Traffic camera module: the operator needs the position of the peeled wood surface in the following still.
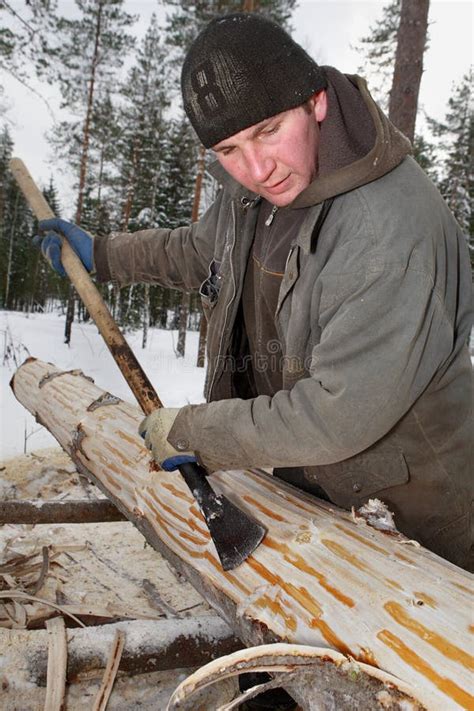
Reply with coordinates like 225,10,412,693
11,358,474,710
44,616,67,711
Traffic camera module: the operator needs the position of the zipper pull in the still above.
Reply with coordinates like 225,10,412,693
265,205,278,226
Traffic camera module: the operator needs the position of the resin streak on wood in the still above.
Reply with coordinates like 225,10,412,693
11,359,473,710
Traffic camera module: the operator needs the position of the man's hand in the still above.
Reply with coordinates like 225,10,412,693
139,408,197,471
33,218,94,277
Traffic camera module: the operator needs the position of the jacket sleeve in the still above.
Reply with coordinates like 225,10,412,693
168,257,456,472
94,192,224,290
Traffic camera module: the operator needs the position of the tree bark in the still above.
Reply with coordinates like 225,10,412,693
4,188,20,308
176,292,190,357
0,499,125,525
1,616,240,686
65,0,104,347
10,358,473,711
389,0,430,142
196,308,208,368
63,285,75,346
142,283,150,349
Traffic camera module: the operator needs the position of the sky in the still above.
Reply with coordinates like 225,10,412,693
1,0,472,216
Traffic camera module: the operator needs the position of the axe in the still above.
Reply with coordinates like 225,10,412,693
10,157,266,571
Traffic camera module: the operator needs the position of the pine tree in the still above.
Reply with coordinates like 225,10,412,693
53,0,136,222
355,1,400,111
0,0,58,99
0,124,16,307
356,0,431,140
116,13,171,231
0,125,36,311
429,72,473,262
164,0,296,64
412,134,438,183
49,0,136,342
109,13,173,332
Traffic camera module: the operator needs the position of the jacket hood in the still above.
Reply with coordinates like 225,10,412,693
209,67,412,207
292,67,412,207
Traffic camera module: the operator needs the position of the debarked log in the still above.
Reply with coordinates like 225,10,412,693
10,358,474,710
0,615,240,686
0,498,126,524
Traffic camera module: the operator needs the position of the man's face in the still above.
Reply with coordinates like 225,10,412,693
213,91,327,207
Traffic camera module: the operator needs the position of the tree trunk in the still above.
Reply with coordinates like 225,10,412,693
176,292,190,357
4,187,20,308
64,285,75,345
10,358,472,711
188,145,207,364
66,0,104,346
142,283,150,349
121,138,140,231
389,0,430,142
0,617,239,686
63,286,75,345
196,308,208,368
76,0,103,224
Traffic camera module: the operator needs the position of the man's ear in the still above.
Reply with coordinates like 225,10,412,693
312,90,328,123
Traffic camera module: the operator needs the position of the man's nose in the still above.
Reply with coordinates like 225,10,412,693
244,145,275,184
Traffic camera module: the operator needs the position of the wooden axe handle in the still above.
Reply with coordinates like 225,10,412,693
10,157,163,414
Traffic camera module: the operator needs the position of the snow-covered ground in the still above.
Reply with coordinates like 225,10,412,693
0,310,206,460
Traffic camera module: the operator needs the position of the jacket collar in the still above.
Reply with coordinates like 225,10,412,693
208,159,323,254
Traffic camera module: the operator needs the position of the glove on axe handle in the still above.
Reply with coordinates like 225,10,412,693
9,157,162,415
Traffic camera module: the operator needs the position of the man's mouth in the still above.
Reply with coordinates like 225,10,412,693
263,175,291,194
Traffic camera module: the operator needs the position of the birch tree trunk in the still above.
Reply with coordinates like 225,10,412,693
10,358,473,711
389,0,430,142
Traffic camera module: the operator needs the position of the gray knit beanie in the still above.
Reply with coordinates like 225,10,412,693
181,13,327,148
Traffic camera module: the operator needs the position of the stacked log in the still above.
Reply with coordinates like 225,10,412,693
10,358,473,710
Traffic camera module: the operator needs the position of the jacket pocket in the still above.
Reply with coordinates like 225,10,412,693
305,442,410,508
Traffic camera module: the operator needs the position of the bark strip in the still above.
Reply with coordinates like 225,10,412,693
44,616,67,711
0,499,126,524
92,630,125,711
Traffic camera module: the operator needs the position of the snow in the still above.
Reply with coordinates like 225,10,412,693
2,309,472,461
0,310,206,460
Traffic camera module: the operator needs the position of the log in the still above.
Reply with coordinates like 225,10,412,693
0,616,240,686
0,498,126,524
168,643,427,710
10,358,473,710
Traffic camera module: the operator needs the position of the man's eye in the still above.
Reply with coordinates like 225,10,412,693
262,123,280,136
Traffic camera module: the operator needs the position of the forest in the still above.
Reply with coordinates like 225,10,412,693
0,0,472,357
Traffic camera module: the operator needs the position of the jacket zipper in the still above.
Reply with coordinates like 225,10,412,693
207,201,238,398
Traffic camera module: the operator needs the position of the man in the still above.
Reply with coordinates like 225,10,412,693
37,13,472,575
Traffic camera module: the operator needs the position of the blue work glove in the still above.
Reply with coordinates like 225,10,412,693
33,218,94,277
139,408,197,472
